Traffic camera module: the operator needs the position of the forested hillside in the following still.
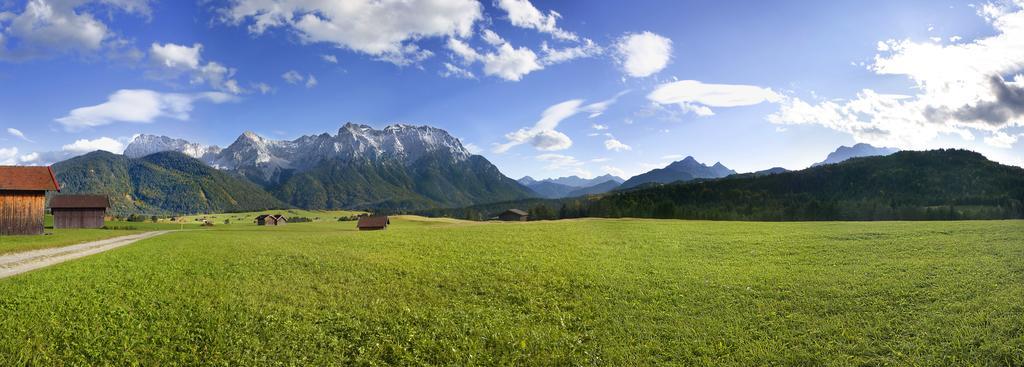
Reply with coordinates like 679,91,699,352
419,150,1024,221
271,153,534,211
53,151,289,215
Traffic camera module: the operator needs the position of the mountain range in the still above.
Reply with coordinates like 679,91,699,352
812,143,899,166
619,156,736,189
51,126,939,216
62,123,532,213
517,174,625,198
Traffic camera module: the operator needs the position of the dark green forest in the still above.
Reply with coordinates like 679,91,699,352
416,150,1024,221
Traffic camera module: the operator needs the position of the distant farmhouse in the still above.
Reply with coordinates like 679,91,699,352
256,214,287,226
357,215,389,231
50,195,110,229
0,166,60,235
498,209,528,221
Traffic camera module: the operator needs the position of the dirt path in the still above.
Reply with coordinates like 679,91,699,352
0,231,172,279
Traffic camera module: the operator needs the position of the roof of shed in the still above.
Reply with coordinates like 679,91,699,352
357,215,390,228
50,195,109,209
0,166,60,191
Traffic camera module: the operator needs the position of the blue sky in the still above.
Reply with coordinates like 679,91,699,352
2,0,1023,179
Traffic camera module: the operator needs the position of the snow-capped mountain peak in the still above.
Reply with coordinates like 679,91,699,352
123,134,221,161
123,123,475,182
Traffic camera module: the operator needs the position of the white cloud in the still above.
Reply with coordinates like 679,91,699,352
0,0,150,60
62,137,126,154
984,131,1021,148
591,124,608,130
481,43,542,81
446,27,598,81
150,42,243,94
615,31,672,78
604,138,632,151
447,35,543,81
440,62,475,79
321,54,338,63
19,152,39,163
56,89,238,129
6,128,33,142
151,42,201,69
496,94,622,153
535,153,591,177
540,39,602,65
648,80,782,116
495,0,577,41
282,70,305,84
529,130,573,151
252,82,273,94
0,147,17,165
221,0,482,65
769,2,1024,149
446,38,480,63
11,150,72,166
281,70,318,87
481,29,506,46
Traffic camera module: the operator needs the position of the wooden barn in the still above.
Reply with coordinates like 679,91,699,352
0,166,60,235
50,195,110,229
357,215,389,231
498,209,528,221
256,214,287,226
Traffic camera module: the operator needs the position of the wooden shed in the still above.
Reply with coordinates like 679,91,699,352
0,166,60,235
356,215,389,231
256,214,287,226
498,209,529,221
50,195,109,229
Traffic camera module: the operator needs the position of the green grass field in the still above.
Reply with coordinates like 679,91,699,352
0,218,1021,365
0,217,189,254
170,209,365,225
0,210,366,254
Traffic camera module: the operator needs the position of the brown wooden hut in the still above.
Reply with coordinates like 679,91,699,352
498,209,528,221
256,214,287,226
0,166,60,235
356,215,389,231
49,195,110,229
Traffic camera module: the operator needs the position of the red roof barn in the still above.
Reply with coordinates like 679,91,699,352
0,166,60,235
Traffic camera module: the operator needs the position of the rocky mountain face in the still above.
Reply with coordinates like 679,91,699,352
813,143,898,166
619,156,736,189
126,123,474,182
124,134,222,162
118,123,530,211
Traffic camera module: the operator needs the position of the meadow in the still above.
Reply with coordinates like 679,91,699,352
0,210,363,254
0,217,1021,365
0,217,185,254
